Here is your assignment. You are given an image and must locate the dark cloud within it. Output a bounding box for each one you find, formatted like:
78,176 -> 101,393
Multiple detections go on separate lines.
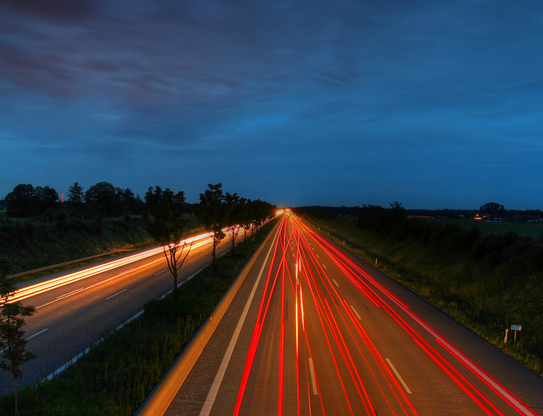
0,0 -> 97,21
80,60 -> 119,73
0,43 -> 77,97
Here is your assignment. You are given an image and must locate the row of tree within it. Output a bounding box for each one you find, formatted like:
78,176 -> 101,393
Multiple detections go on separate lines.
1,182 -> 276,224
2,182 -> 145,220
145,183 -> 276,299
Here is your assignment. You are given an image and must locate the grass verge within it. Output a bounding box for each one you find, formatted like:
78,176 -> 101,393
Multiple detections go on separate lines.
0,221 -> 276,416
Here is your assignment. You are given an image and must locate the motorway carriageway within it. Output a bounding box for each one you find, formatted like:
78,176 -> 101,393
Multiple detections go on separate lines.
0,228 -> 240,396
161,213 -> 543,416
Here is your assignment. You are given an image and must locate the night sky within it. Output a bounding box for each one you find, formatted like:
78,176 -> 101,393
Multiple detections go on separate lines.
1,1 -> 542,209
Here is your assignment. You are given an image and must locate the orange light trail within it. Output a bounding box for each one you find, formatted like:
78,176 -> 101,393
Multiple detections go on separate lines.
10,232 -> 214,304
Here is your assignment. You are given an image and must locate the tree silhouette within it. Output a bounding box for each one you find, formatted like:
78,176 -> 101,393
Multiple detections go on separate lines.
224,192 -> 242,251
198,183 -> 226,270
0,275 -> 36,416
479,202 -> 505,216
67,182 -> 85,218
5,184 -> 36,218
145,186 -> 192,299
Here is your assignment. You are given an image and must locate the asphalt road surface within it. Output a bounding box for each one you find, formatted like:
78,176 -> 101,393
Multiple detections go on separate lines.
165,213 -> 543,416
0,231 -> 242,396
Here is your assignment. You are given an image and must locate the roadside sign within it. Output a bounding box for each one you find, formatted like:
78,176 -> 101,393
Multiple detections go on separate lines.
511,325 -> 522,331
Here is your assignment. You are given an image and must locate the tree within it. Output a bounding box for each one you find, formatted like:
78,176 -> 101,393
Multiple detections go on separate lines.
0,275 -> 36,416
34,186 -> 60,220
245,199 -> 275,234
480,202 -> 506,216
120,188 -> 135,216
4,184 -> 60,219
388,200 -> 407,230
85,181 -> 117,219
224,192 -> 242,251
5,184 -> 37,218
67,182 -> 85,218
145,186 -> 192,300
198,183 -> 226,269
236,197 -> 249,241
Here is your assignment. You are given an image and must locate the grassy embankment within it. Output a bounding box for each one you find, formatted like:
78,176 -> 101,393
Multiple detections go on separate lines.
303,213 -> 543,376
0,217 -> 157,282
0,219 -> 276,416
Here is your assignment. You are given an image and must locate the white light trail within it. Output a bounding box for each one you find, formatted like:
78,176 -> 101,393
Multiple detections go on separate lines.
10,232 -> 213,303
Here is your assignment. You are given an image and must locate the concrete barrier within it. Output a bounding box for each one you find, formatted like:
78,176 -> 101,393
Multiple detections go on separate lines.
134,224 -> 277,416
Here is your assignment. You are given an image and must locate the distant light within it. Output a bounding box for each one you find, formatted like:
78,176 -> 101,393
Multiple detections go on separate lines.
276,209 -> 285,216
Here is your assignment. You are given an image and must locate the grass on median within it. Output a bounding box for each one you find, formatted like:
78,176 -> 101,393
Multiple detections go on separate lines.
0,220 -> 277,416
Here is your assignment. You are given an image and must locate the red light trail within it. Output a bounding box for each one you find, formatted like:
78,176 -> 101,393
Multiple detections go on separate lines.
230,212 -> 537,415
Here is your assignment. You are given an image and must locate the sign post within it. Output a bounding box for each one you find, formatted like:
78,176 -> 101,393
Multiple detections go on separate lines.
510,325 -> 522,343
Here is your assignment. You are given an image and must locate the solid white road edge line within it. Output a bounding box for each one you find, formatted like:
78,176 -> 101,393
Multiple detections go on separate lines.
386,358 -> 412,394
199,230 -> 278,416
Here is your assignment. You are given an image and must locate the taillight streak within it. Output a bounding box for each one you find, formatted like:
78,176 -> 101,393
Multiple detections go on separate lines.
295,220 -> 415,415
234,216 -> 287,415
294,216 -> 537,416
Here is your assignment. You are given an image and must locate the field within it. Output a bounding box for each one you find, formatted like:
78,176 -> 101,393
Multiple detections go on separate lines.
420,218 -> 543,240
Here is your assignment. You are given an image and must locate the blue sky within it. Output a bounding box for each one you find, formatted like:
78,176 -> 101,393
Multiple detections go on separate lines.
1,0 -> 542,209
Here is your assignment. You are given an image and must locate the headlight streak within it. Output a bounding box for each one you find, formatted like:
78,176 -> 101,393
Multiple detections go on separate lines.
294,216 -> 537,416
10,233 -> 214,304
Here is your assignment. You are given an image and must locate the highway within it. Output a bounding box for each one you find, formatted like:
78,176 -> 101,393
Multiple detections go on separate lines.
0,230 -> 241,396
164,212 -> 543,416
